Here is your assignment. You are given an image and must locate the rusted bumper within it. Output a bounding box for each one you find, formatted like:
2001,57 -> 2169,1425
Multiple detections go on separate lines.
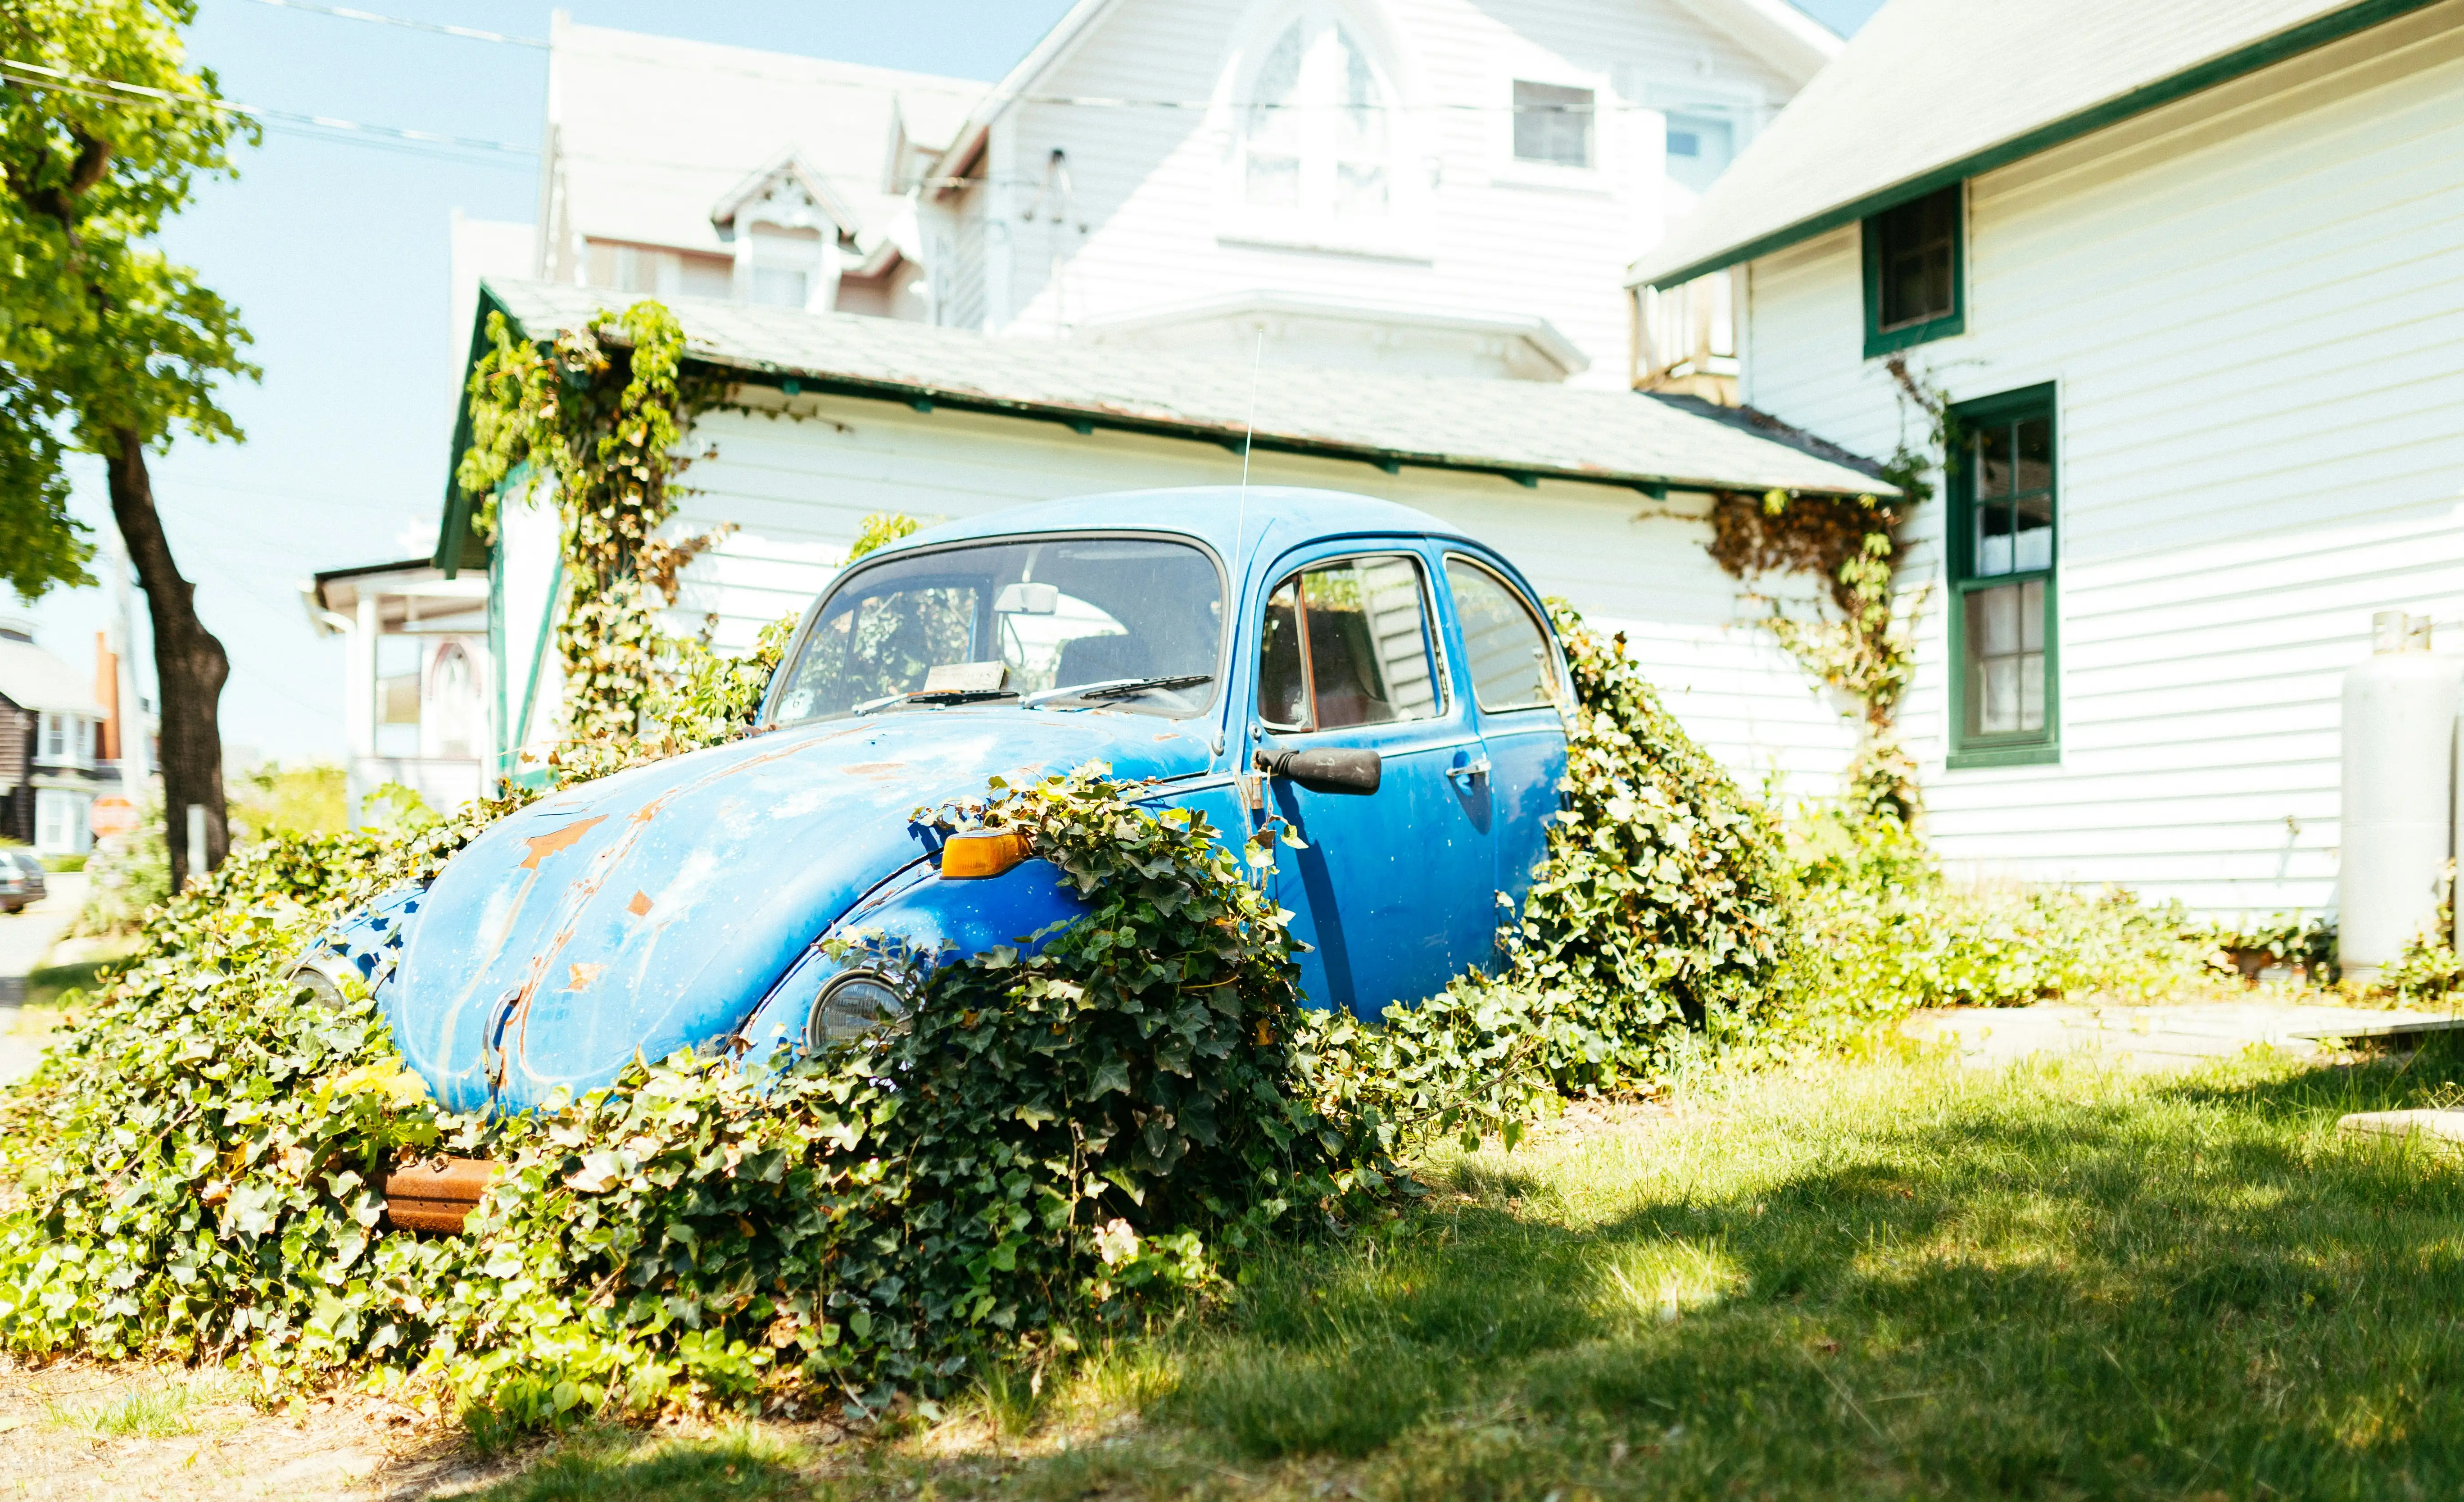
381,1156 -> 498,1234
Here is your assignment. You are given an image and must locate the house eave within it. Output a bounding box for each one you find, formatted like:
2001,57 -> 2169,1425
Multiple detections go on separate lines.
1628,0 -> 2443,290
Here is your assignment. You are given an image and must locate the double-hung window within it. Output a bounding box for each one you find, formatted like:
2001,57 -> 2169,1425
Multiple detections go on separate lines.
1949,384 -> 2058,767
1862,182 -> 1964,356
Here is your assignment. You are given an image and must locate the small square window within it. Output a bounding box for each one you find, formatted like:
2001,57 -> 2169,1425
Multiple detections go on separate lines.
1513,81 -> 1594,168
1862,182 -> 1965,356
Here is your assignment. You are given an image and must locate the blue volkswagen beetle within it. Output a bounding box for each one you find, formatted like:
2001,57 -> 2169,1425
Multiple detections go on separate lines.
306,487 -> 1573,1113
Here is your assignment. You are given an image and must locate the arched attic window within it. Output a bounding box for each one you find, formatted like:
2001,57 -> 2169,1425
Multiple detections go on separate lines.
1238,8 -> 1399,222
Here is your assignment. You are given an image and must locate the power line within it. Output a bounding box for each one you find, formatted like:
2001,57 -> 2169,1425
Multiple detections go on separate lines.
239,0 -> 546,48
0,58 -> 538,158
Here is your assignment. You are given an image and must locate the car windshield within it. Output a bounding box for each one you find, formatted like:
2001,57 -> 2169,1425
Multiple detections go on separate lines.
768,535 -> 1224,722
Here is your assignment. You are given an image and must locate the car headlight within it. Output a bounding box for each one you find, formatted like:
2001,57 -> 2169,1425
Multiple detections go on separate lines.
286,953 -> 354,1010
808,970 -> 909,1048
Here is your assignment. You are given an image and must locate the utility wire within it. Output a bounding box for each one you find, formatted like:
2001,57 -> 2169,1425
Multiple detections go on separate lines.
0,58 -> 537,157
240,0 -> 547,48
217,2 -> 1755,116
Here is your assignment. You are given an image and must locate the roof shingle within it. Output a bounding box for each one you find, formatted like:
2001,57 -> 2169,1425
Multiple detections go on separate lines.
480,279 -> 1896,499
1628,0 -> 2410,289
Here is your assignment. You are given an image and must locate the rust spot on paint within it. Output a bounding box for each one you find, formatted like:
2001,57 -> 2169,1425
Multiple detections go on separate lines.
519,815 -> 607,870
566,962 -> 606,992
627,889 -> 654,917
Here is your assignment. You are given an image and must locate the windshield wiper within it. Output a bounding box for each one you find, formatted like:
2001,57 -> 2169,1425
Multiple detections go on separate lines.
855,688 -> 1022,714
1030,673 -> 1214,706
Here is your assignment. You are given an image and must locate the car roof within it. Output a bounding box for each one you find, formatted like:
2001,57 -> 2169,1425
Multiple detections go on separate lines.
879,487 -> 1488,574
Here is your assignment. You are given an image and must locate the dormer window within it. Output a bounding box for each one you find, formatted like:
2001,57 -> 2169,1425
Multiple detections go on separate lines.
1239,12 -> 1395,221
712,152 -> 862,313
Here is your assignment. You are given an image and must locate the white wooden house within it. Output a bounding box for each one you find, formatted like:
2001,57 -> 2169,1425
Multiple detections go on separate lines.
380,1 -> 1906,814
438,281 -> 1893,793
1627,0 -> 2464,919
506,1 -> 1839,388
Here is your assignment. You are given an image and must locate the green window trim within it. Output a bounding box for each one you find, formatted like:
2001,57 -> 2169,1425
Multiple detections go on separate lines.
1862,182 -> 1966,358
1946,382 -> 2059,771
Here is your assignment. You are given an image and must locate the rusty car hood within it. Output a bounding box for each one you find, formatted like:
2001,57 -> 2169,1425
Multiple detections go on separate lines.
387,706 -> 1217,1112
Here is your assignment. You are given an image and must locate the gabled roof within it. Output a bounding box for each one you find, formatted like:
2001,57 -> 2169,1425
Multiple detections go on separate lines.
545,18 -> 983,258
0,640 -> 105,719
927,0 -> 1843,197
710,150 -> 865,240
436,280 -> 1896,573
1629,0 -> 2438,289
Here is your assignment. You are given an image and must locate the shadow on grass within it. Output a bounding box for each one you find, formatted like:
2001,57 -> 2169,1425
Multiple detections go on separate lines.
452,1425 -> 811,1502
457,1049 -> 2464,1501
1135,1048 -> 2464,1499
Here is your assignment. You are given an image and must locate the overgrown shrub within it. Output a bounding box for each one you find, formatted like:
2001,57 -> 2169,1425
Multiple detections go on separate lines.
1284,612 -> 1805,1144
2190,912 -> 2337,985
0,768 -> 1383,1420
6,587 -> 2215,1426
1789,806 -> 2210,1017
2375,868 -> 2455,1003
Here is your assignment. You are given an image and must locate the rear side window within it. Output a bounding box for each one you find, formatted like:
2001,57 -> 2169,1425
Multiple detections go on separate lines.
1446,558 -> 1563,712
1258,554 -> 1440,732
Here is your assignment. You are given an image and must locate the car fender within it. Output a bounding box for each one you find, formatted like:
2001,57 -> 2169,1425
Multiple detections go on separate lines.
291,885 -> 428,1007
734,853 -> 1087,1070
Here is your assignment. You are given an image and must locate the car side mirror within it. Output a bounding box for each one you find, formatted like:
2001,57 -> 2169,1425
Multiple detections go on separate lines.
1254,746 -> 1381,796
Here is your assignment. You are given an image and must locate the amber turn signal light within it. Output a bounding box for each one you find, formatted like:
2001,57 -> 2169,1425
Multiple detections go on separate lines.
941,828 -> 1031,879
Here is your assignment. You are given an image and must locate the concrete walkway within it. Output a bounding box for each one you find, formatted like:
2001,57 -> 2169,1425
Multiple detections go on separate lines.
1904,998 -> 2464,1073
0,871 -> 87,1086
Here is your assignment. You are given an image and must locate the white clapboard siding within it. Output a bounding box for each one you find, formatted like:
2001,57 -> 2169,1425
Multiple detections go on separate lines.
984,0 -> 1798,386
1739,8 -> 2464,918
563,390 -> 1860,799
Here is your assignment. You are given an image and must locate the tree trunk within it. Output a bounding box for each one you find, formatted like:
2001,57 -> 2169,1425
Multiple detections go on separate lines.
105,428 -> 228,889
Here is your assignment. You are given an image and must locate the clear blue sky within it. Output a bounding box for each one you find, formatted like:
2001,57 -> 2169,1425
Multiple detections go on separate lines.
15,0 -> 1882,764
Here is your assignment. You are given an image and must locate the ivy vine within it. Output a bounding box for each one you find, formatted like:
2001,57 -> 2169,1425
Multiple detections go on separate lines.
455,301 -> 732,744
1706,354 -> 1951,825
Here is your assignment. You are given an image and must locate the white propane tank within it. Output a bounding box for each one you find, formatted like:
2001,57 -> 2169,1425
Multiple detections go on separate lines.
2339,610 -> 2461,984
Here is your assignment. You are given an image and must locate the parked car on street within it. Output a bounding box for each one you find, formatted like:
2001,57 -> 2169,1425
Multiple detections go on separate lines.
300,489 -> 1574,1113
0,850 -> 46,914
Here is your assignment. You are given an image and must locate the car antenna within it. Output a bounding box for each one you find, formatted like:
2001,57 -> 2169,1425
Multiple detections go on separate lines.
1231,328 -> 1264,573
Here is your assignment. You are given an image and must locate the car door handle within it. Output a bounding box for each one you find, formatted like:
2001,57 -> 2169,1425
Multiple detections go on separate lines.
1446,758 -> 1491,785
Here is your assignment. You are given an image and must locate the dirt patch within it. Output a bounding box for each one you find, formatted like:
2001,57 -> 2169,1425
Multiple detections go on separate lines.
0,1359 -> 516,1501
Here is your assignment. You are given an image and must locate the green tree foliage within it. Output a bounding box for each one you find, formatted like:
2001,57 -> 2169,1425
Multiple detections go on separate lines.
0,0 -> 260,885
229,761 -> 347,840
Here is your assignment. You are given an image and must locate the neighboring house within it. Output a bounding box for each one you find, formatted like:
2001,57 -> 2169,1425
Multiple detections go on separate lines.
504,2 -> 1836,391
0,620 -> 132,855
1626,0 -> 2464,918
437,281 -> 1893,794
336,0 -> 1880,814
303,563 -> 493,823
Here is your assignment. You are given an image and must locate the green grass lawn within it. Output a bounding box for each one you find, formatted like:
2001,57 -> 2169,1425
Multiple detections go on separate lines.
462,1038 -> 2464,1499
